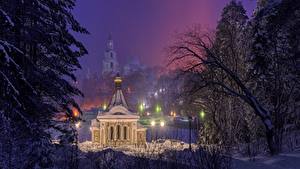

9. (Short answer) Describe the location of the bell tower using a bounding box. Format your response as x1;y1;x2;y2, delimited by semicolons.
102;33;118;75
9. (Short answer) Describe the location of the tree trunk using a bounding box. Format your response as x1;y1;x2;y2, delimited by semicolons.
266;126;276;155
244;95;278;155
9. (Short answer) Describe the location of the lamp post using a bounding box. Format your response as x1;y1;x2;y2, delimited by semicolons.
160;121;165;139
150;119;166;141
197;110;205;140
188;116;192;151
155;105;162;116
151;120;155;141
72;120;81;169
139;103;145;114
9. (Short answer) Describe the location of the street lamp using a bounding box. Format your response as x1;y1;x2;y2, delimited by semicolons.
151;120;155;126
155;105;162;115
103;104;107;110
139;103;144;112
72;108;79;118
160;121;165;127
170;111;176;117
75;122;81;128
200;110;205;119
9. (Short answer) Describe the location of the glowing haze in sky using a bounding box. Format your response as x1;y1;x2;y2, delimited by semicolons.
73;0;256;76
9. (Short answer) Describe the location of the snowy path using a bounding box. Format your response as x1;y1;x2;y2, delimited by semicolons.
233;151;300;169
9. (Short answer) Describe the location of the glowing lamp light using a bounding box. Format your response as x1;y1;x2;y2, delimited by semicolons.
151;120;155;126
89;127;92;131
75;122;80;128
61;115;68;121
139;103;144;112
155;105;161;113
160;121;165;127
72;108;79;117
103;104;107;110
200;110;205;119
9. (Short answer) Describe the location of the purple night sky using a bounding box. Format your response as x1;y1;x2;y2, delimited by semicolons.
73;0;256;77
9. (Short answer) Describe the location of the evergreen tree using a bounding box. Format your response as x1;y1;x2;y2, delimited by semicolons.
0;0;87;168
208;0;250;147
168;0;276;155
248;0;300;153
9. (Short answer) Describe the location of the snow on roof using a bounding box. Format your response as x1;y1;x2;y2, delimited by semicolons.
107;74;129;110
96;75;141;120
97;105;139;119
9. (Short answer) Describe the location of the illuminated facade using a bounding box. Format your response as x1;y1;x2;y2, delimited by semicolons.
90;74;147;146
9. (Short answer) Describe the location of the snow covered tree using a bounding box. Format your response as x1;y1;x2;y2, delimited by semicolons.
210;0;250;147
0;0;87;168
248;0;300;153
171;0;253;148
168;0;278;155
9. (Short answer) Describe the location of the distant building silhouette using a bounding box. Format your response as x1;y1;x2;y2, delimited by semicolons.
102;33;119;75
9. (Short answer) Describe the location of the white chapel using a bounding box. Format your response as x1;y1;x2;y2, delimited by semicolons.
90;74;147;146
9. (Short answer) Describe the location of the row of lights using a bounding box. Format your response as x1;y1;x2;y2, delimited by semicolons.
75;121;92;132
169;110;205;119
170;111;176;117
76;112;205;129
151;120;165;127
153;88;166;97
139;102;162;114
102;102;153;113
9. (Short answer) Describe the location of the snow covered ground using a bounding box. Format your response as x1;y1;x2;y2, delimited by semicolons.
79;140;198;155
78;141;300;169
233;149;300;169
78;112;300;169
